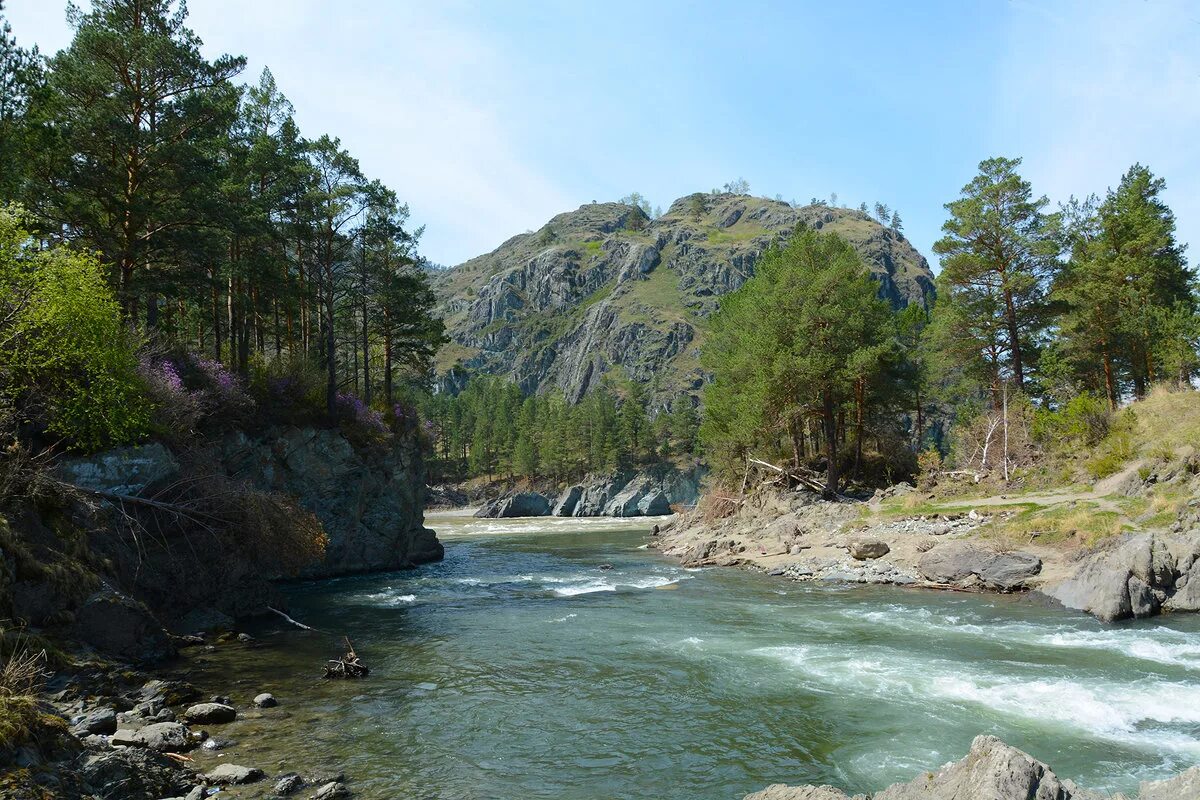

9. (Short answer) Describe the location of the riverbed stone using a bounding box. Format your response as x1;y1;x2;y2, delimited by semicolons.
849;540;890;560
111;722;190;752
311;781;350;799
183;702;236;724
72;706;117;736
275;774;305;795
206;763;265;785
79;747;194;799
253;692;278;708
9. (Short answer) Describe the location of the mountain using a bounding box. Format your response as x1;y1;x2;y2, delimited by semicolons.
430;192;935;406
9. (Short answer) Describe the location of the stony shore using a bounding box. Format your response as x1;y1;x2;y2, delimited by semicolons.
652;484;1200;623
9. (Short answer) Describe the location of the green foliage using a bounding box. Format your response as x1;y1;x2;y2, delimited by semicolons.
1086;410;1138;479
0;207;149;450
420;375;696;483
701;226;899;492
1032;393;1112;451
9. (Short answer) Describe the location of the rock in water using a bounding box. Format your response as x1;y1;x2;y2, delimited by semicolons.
474;492;551;518
311;781;350;799
744;735;1110;799
1140;765;1200;800
254;692;278;708
275;774;305;795
205;764;265;785
849;540;890;560
183;702;237;724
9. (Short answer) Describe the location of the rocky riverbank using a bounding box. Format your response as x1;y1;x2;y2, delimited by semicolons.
653;484;1200;623
469;462;705;519
744;734;1199;799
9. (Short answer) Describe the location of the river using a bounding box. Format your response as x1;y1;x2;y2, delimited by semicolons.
184;512;1200;798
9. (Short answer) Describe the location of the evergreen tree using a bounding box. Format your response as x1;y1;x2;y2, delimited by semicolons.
702;226;894;494
932;156;1057;399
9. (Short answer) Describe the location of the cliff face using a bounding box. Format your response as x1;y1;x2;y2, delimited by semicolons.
432;194;934;405
2;424;440;663
220;426;442;577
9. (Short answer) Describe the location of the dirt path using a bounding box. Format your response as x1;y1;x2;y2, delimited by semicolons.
923;460;1143;516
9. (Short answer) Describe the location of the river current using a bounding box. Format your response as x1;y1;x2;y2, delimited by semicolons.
185;512;1200;798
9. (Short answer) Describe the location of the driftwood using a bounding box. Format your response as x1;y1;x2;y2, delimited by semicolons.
748;458;828;494
267;606;323;633
324;636;369;679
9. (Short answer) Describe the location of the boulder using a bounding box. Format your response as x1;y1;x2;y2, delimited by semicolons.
603;476;658;517
552;486;583;517
205;763;265;785
849;540;890;560
1140;766;1200;800
311;781;350;800
743;736;1106;800
254;692;278;708
183;702;236;724
918;543;1041;591
79;747;194;799
111;722;190;752
275;774;305;795
474;492;551;518
72;706;117;736
1049;534;1179;622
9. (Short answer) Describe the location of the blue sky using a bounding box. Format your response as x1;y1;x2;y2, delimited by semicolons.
7;1;1200;270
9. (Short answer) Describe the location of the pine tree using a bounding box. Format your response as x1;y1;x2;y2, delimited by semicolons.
932;156;1057;400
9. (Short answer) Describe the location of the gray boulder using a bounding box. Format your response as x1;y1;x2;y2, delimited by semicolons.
1140;766;1200;800
275;774;305;795
311;781;350;799
918;543;1041;591
849;540;890;560
1048;533;1191;622
205;763;265;785
743;736;1107;800
111;722;190;752
79;747;194;799
183;702;236;724
72;706;117;736
253;692;278;708
603;476;659;517
552;486;583;516
637;489;672;516
72;588;174;663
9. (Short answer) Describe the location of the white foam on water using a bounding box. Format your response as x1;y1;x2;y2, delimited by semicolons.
1037;629;1200;669
548;613;578;623
550;573;691;597
751;643;1200;755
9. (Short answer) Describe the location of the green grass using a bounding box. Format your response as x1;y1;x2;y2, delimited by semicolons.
981;503;1129;548
706;225;768;245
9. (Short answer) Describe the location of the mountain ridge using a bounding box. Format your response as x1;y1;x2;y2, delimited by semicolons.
431;192;935;407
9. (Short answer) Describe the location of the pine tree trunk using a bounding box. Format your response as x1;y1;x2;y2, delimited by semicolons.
1002;284;1025;388
822;389;839;498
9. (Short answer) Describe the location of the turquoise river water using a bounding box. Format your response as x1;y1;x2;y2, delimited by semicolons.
183;511;1200;799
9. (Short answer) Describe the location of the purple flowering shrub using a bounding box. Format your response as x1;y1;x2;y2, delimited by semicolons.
138;353;204;436
248;357;327;425
336;391;389;440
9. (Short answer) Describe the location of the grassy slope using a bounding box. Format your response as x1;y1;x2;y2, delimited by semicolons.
877;388;1200;549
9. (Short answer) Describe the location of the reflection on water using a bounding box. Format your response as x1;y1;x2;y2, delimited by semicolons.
177;512;1200;799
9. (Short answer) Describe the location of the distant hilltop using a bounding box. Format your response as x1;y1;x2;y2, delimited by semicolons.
430;192;934;407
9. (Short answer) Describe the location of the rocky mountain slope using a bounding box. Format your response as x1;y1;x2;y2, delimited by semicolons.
431;193;934;406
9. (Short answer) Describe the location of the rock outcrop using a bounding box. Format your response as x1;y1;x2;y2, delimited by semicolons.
432;195;934;407
1047;531;1200;621
220;426;442;576
744;735;1119;799
475;492;552;518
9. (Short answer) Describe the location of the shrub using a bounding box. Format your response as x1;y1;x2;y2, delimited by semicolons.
0;629;47;751
1033;393;1112;450
1086;410;1138;479
0;206;150;450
